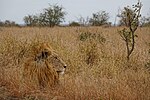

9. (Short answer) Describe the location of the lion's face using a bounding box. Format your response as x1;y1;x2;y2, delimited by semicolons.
35;43;67;75
48;52;67;75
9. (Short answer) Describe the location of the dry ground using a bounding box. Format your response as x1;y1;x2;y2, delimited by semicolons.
0;26;150;100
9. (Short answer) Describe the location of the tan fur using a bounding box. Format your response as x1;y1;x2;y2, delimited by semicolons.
23;43;66;88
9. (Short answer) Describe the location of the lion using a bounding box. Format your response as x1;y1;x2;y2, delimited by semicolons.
23;43;67;88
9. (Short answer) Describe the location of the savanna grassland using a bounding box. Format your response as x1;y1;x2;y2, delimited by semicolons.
0;26;150;100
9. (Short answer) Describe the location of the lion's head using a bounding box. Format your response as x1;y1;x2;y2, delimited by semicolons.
23;43;67;88
34;43;67;75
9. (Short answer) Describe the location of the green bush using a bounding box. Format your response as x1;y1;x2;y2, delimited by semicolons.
69;21;80;26
79;32;106;44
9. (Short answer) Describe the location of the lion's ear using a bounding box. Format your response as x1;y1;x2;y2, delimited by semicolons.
42;43;52;49
34;51;51;61
42;50;52;58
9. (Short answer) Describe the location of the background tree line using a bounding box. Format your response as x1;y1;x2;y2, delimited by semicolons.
23;4;66;27
0;20;19;27
0;3;150;27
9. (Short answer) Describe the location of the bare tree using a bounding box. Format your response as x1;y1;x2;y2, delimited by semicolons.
77;16;90;26
140;16;150;27
23;15;33;26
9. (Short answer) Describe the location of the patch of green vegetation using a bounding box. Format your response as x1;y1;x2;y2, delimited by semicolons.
79;32;106;44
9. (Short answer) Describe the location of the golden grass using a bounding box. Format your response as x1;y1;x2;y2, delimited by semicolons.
0;26;150;100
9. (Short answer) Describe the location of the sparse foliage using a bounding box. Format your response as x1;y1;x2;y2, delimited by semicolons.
77;16;90;26
89;11;110;26
118;8;134;26
23;15;38;26
23;15;33;26
118;1;142;61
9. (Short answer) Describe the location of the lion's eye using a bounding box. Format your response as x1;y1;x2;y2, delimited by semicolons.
44;51;48;55
54;56;58;59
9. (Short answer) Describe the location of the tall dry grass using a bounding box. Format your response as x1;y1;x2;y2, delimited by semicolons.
0;26;150;100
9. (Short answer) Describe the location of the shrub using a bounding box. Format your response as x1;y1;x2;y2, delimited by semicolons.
69;21;80;26
79;32;106;44
78;31;106;66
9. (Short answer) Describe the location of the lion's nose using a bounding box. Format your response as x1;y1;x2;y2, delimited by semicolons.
64;66;67;68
